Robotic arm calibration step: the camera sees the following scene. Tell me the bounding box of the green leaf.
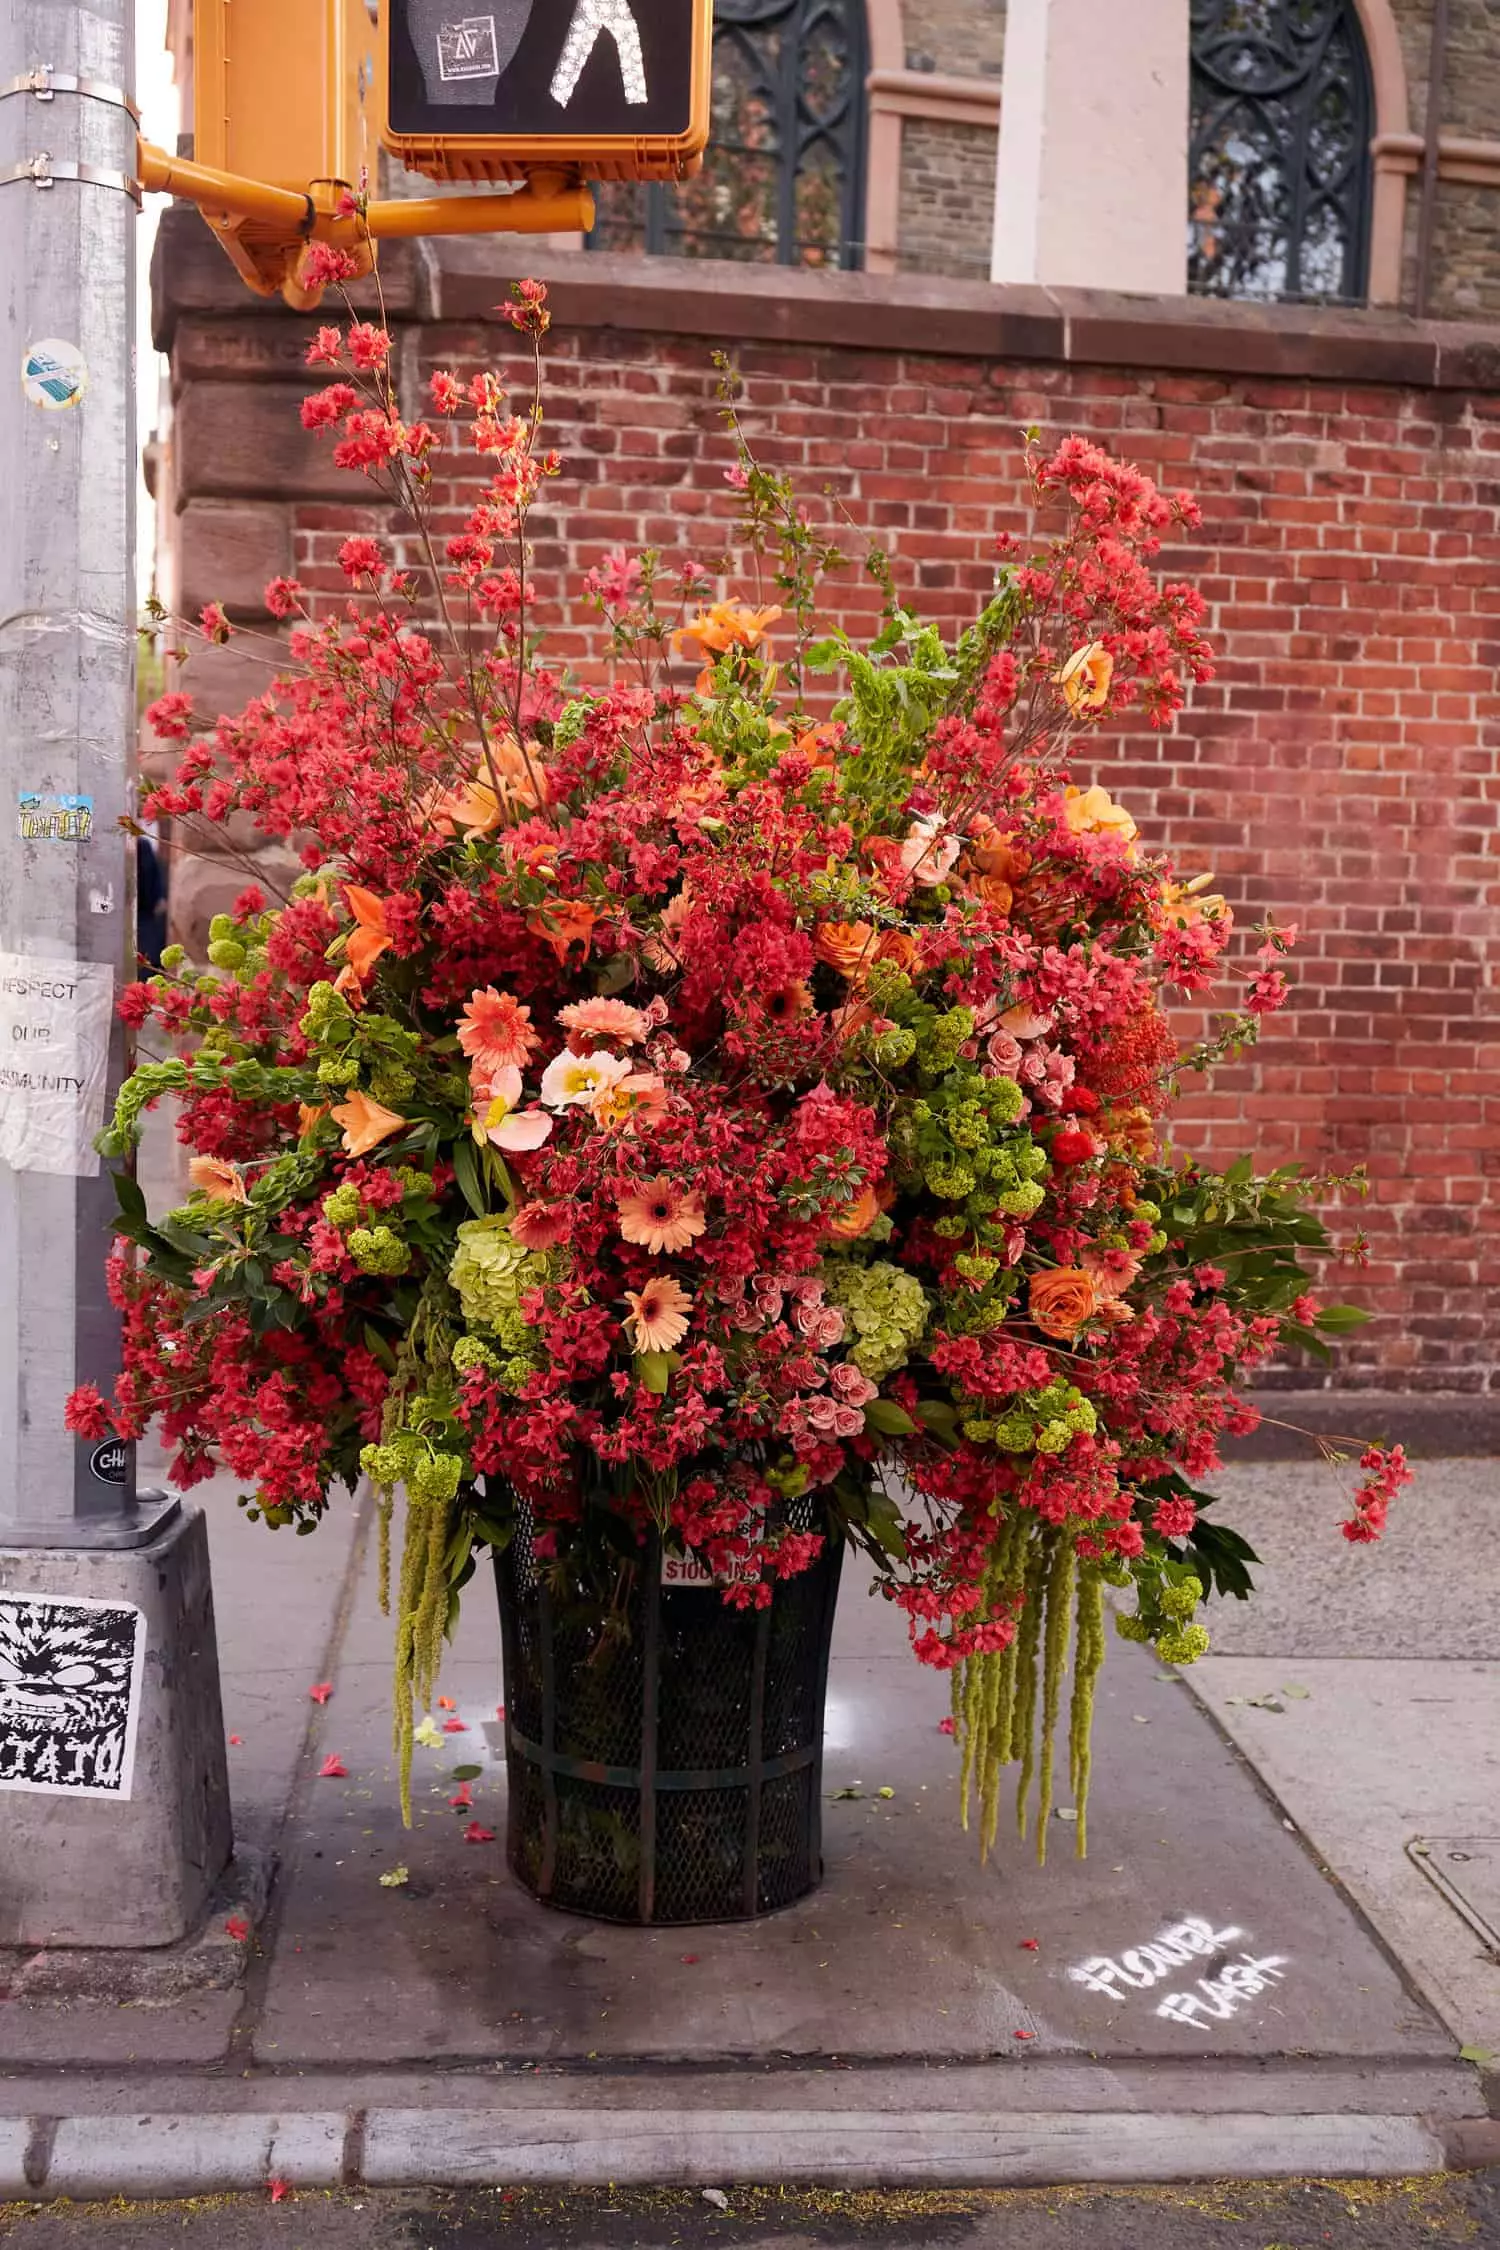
[362,1323,399,1375]
[863,1398,917,1437]
[1459,2044,1495,2066]
[451,1764,483,1782]
[914,1398,959,1440]
[451,1138,487,1218]
[112,1170,149,1232]
[1313,1303,1370,1333]
[1186,1519,1260,1603]
[634,1350,672,1395]
[1277,1320,1334,1364]
[862,1485,907,1558]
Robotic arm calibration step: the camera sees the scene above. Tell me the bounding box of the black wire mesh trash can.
[495,1499,844,1923]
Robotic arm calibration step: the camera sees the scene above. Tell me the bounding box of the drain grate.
[1408,1836,1500,1952]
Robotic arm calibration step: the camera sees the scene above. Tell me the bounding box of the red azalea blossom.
[463,1821,497,1843]
[319,1754,348,1778]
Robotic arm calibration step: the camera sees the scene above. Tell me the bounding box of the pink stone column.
[989,0,1189,294]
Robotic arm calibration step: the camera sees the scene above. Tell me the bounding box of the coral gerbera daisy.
[457,987,541,1072]
[622,1275,693,1355]
[188,1155,248,1204]
[617,1178,706,1255]
[557,996,648,1044]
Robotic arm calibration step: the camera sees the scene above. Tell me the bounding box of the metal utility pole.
[0,0,230,1948]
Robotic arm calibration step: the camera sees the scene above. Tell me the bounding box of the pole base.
[0,1490,180,1552]
[0,1504,233,1947]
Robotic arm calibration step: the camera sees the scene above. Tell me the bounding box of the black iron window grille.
[1189,0,1373,304]
[586,0,869,267]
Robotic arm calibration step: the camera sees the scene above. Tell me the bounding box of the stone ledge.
[150,204,1500,393]
[1227,1390,1500,1461]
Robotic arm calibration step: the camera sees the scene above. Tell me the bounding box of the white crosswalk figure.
[550,0,648,106]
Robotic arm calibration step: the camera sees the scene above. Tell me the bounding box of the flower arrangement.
[75,271,1406,1857]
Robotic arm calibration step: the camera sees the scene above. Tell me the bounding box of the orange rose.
[814,921,876,979]
[874,929,918,976]
[962,872,1014,917]
[1028,1267,1099,1340]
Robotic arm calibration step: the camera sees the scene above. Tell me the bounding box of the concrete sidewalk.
[1,1445,1496,2200]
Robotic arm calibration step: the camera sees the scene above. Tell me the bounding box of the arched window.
[588,0,869,267]
[1188,0,1374,303]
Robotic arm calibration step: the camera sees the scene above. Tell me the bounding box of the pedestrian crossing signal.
[380,0,712,182]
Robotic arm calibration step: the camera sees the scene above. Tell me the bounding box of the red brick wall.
[155,230,1500,1395]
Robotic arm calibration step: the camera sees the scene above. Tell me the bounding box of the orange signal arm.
[137,142,595,304]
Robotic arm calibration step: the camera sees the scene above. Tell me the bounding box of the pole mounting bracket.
[0,153,143,202]
[0,64,140,120]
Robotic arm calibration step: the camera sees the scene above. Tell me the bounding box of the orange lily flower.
[526,897,595,966]
[329,1090,407,1158]
[1055,641,1114,717]
[793,722,843,770]
[826,1183,879,1241]
[342,885,394,981]
[675,600,782,691]
[296,1103,329,1137]
[674,600,782,658]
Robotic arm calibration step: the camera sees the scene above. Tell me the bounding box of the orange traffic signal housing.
[379,0,712,184]
[193,0,378,193]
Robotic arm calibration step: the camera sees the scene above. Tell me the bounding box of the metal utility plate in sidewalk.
[242,1537,1455,2074]
[1410,1838,1500,1953]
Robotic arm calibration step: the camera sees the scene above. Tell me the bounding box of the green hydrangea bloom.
[449,1217,551,1336]
[821,1258,931,1381]
[1158,1574,1204,1621]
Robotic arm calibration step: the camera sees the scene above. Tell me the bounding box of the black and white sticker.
[0,1592,145,1798]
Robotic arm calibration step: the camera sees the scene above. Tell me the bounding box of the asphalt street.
[3,2179,1500,2249]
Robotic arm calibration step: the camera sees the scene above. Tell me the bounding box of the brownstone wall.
[150,219,1500,1396]
[896,118,998,279]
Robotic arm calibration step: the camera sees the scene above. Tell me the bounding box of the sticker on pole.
[89,1439,129,1486]
[18,790,94,842]
[0,1592,145,1799]
[22,338,88,411]
[0,953,115,1176]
